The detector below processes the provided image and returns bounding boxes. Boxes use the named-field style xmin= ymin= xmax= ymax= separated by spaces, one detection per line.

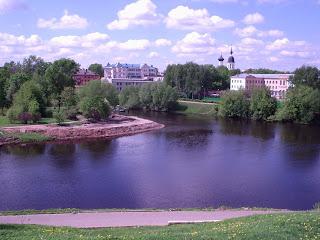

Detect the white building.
xmin=230 ymin=73 xmax=294 ymax=99
xmin=103 ymin=63 xmax=162 ymax=91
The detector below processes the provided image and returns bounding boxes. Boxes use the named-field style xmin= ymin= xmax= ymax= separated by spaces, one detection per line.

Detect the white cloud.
xmin=117 ymin=39 xmax=151 ymax=50
xmin=0 ymin=0 xmax=26 ymax=14
xmin=37 ymin=10 xmax=88 ymax=30
xmin=234 ymin=26 xmax=258 ymax=38
xmin=0 ymin=32 xmax=42 ymax=46
xmin=172 ymin=32 xmax=216 ymax=56
xmin=265 ymin=38 xmax=290 ymax=50
xmin=243 ymin=12 xmax=264 ymax=25
xmin=148 ymin=51 xmax=159 ymax=58
xmin=165 ymin=6 xmax=235 ymax=32
xmin=154 ymin=38 xmax=172 ymax=47
xmin=107 ymin=0 xmax=160 ymax=30
xmin=234 ymin=26 xmax=284 ymax=38
xmin=241 ymin=37 xmax=264 ymax=45
xmin=49 ymin=32 xmax=109 ymax=48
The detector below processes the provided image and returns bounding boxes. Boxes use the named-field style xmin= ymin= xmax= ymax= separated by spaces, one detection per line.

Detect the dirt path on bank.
xmin=0 ymin=115 xmax=164 ymax=146
xmin=0 ymin=210 xmax=287 ymax=228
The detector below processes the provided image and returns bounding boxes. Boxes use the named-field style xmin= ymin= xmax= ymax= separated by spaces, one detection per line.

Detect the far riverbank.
xmin=0 ymin=115 xmax=164 ymax=146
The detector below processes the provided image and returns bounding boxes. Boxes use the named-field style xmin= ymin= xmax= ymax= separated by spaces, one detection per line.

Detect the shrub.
xmin=219 ymin=90 xmax=250 ymax=118
xmin=79 ymin=97 xmax=111 ymax=121
xmin=250 ymin=88 xmax=277 ymax=120
xmin=53 ymin=110 xmax=65 ymax=125
xmin=119 ymin=86 xmax=141 ymax=110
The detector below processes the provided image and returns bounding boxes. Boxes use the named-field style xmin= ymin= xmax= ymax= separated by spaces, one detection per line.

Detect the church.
xmin=218 ymin=47 xmax=235 ymax=70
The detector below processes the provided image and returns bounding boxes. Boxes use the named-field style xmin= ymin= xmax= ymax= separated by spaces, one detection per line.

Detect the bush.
xmin=79 ymin=97 xmax=111 ymax=121
xmin=276 ymin=86 xmax=320 ymax=124
xmin=219 ymin=90 xmax=250 ymax=118
xmin=119 ymin=86 xmax=141 ymax=110
xmin=53 ymin=110 xmax=65 ymax=125
xmin=250 ymin=88 xmax=277 ymax=121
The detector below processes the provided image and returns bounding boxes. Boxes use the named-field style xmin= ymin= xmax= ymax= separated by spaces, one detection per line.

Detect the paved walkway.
xmin=0 ymin=210 xmax=284 ymax=228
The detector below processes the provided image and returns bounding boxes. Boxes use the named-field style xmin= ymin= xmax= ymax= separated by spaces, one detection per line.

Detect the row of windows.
xmin=231 ymin=79 xmax=288 ymax=85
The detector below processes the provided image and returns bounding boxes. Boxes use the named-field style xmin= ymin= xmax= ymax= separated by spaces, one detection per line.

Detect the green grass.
xmin=175 ymin=100 xmax=218 ymax=116
xmin=2 ymin=132 xmax=53 ymax=143
xmin=0 ymin=213 xmax=319 ymax=240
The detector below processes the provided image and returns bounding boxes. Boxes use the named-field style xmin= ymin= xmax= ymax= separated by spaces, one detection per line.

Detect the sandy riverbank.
xmin=0 ymin=115 xmax=164 ymax=146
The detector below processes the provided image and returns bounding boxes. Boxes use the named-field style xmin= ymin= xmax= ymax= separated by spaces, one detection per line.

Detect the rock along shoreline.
xmin=0 ymin=115 xmax=165 ymax=146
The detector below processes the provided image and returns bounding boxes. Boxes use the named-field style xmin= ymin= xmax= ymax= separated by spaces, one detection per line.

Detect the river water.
xmin=0 ymin=112 xmax=319 ymax=211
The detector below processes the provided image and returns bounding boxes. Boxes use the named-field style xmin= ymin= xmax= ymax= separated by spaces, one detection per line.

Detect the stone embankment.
xmin=0 ymin=115 xmax=164 ymax=146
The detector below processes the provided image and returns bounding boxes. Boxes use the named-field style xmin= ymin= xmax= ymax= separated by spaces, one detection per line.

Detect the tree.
xmin=80 ymin=96 xmax=111 ymax=121
xmin=219 ymin=90 xmax=250 ymax=118
xmin=78 ymin=80 xmax=119 ymax=107
xmin=0 ymin=68 xmax=10 ymax=113
xmin=78 ymin=80 xmax=114 ymax=121
xmin=22 ymin=55 xmax=50 ymax=77
xmin=119 ymin=86 xmax=140 ymax=109
xmin=88 ymin=63 xmax=104 ymax=78
xmin=7 ymin=81 xmax=45 ymax=123
xmin=291 ymin=65 xmax=320 ymax=89
xmin=250 ymin=87 xmax=277 ymax=120
xmin=61 ymin=87 xmax=79 ymax=120
xmin=6 ymin=73 xmax=31 ymax=105
xmin=45 ymin=58 xmax=79 ymax=109
xmin=244 ymin=68 xmax=288 ymax=74
xmin=276 ymin=86 xmax=320 ymax=124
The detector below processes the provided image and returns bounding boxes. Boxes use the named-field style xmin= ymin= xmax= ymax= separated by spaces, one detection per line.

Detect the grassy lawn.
xmin=1 ymin=213 xmax=319 ymax=240
xmin=175 ymin=100 xmax=218 ymax=116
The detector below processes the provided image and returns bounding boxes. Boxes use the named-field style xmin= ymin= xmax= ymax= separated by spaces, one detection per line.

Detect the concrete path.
xmin=0 ymin=210 xmax=284 ymax=228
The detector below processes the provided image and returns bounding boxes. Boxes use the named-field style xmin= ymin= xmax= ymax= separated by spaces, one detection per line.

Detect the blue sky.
xmin=0 ymin=0 xmax=319 ymax=71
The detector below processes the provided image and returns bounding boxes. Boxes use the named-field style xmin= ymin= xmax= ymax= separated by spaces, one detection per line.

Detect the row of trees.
xmin=119 ymin=82 xmax=178 ymax=111
xmin=164 ymin=63 xmax=237 ymax=99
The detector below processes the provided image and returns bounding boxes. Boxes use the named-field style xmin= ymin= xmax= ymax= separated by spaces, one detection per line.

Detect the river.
xmin=0 ymin=112 xmax=319 ymax=211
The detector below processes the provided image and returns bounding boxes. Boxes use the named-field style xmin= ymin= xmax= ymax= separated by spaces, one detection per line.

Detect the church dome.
xmin=218 ymin=55 xmax=224 ymax=61
xmin=228 ymin=56 xmax=235 ymax=63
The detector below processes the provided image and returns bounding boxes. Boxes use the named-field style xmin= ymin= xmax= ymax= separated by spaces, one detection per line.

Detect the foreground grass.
xmin=0 ymin=131 xmax=53 ymax=143
xmin=175 ymin=100 xmax=218 ymax=116
xmin=1 ymin=213 xmax=319 ymax=240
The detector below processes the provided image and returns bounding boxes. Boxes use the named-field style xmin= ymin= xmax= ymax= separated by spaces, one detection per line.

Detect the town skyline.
xmin=1 ymin=0 xmax=320 ymax=71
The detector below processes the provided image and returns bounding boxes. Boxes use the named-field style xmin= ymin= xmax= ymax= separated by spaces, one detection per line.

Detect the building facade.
xmin=230 ymin=74 xmax=293 ymax=99
xmin=73 ymin=69 xmax=100 ymax=86
xmin=103 ymin=63 xmax=162 ymax=91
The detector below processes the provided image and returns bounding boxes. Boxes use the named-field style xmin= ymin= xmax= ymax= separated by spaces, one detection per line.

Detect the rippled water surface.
xmin=0 ymin=113 xmax=320 ymax=210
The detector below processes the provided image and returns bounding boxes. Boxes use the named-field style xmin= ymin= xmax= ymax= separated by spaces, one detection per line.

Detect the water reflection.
xmin=280 ymin=124 xmax=320 ymax=144
xmin=79 ymin=139 xmax=114 ymax=159
xmin=164 ymin=129 xmax=213 ymax=148
xmin=48 ymin=144 xmax=76 ymax=168
xmin=0 ymin=144 xmax=46 ymax=157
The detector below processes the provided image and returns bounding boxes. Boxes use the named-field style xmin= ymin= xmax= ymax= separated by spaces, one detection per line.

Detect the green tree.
xmin=250 ymin=88 xmax=277 ymax=120
xmin=78 ymin=80 xmax=119 ymax=107
xmin=22 ymin=55 xmax=50 ymax=77
xmin=45 ymin=58 xmax=79 ymax=109
xmin=0 ymin=68 xmax=10 ymax=113
xmin=80 ymin=96 xmax=111 ymax=121
xmin=7 ymin=81 xmax=45 ymax=123
xmin=61 ymin=87 xmax=79 ymax=120
xmin=88 ymin=63 xmax=104 ymax=78
xmin=276 ymin=86 xmax=320 ymax=124
xmin=119 ymin=86 xmax=140 ymax=109
xmin=219 ymin=90 xmax=250 ymax=118
xmin=291 ymin=65 xmax=320 ymax=89
xmin=6 ymin=73 xmax=31 ymax=104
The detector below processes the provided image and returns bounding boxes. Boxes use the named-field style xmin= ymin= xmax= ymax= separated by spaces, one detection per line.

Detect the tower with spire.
xmin=218 ymin=53 xmax=224 ymax=67
xmin=227 ymin=46 xmax=235 ymax=70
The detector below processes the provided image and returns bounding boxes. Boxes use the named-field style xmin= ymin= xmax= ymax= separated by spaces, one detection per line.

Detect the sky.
xmin=0 ymin=0 xmax=319 ymax=71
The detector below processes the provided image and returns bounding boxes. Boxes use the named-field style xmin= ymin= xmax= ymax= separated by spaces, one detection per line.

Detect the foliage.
xmin=8 ymin=132 xmax=52 ymax=143
xmin=276 ymin=85 xmax=320 ymax=124
xmin=6 ymin=73 xmax=31 ymax=104
xmin=79 ymin=96 xmax=111 ymax=121
xmin=79 ymin=80 xmax=119 ymax=107
xmin=120 ymin=83 xmax=178 ymax=111
xmin=22 ymin=55 xmax=50 ymax=77
xmin=119 ymin=86 xmax=141 ymax=109
xmin=244 ymin=68 xmax=289 ymax=74
xmin=291 ymin=65 xmax=320 ymax=89
xmin=176 ymin=101 xmax=218 ymax=116
xmin=0 ymin=68 xmax=9 ymax=112
xmin=45 ymin=58 xmax=79 ymax=108
xmin=7 ymin=81 xmax=45 ymax=124
xmin=61 ymin=87 xmax=78 ymax=120
xmin=53 ymin=110 xmax=66 ymax=125
xmin=164 ymin=63 xmax=230 ymax=99
xmin=88 ymin=63 xmax=104 ymax=78
xmin=219 ymin=90 xmax=250 ymax=118
xmin=250 ymin=87 xmax=277 ymax=120
xmin=0 ymin=213 xmax=319 ymax=239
